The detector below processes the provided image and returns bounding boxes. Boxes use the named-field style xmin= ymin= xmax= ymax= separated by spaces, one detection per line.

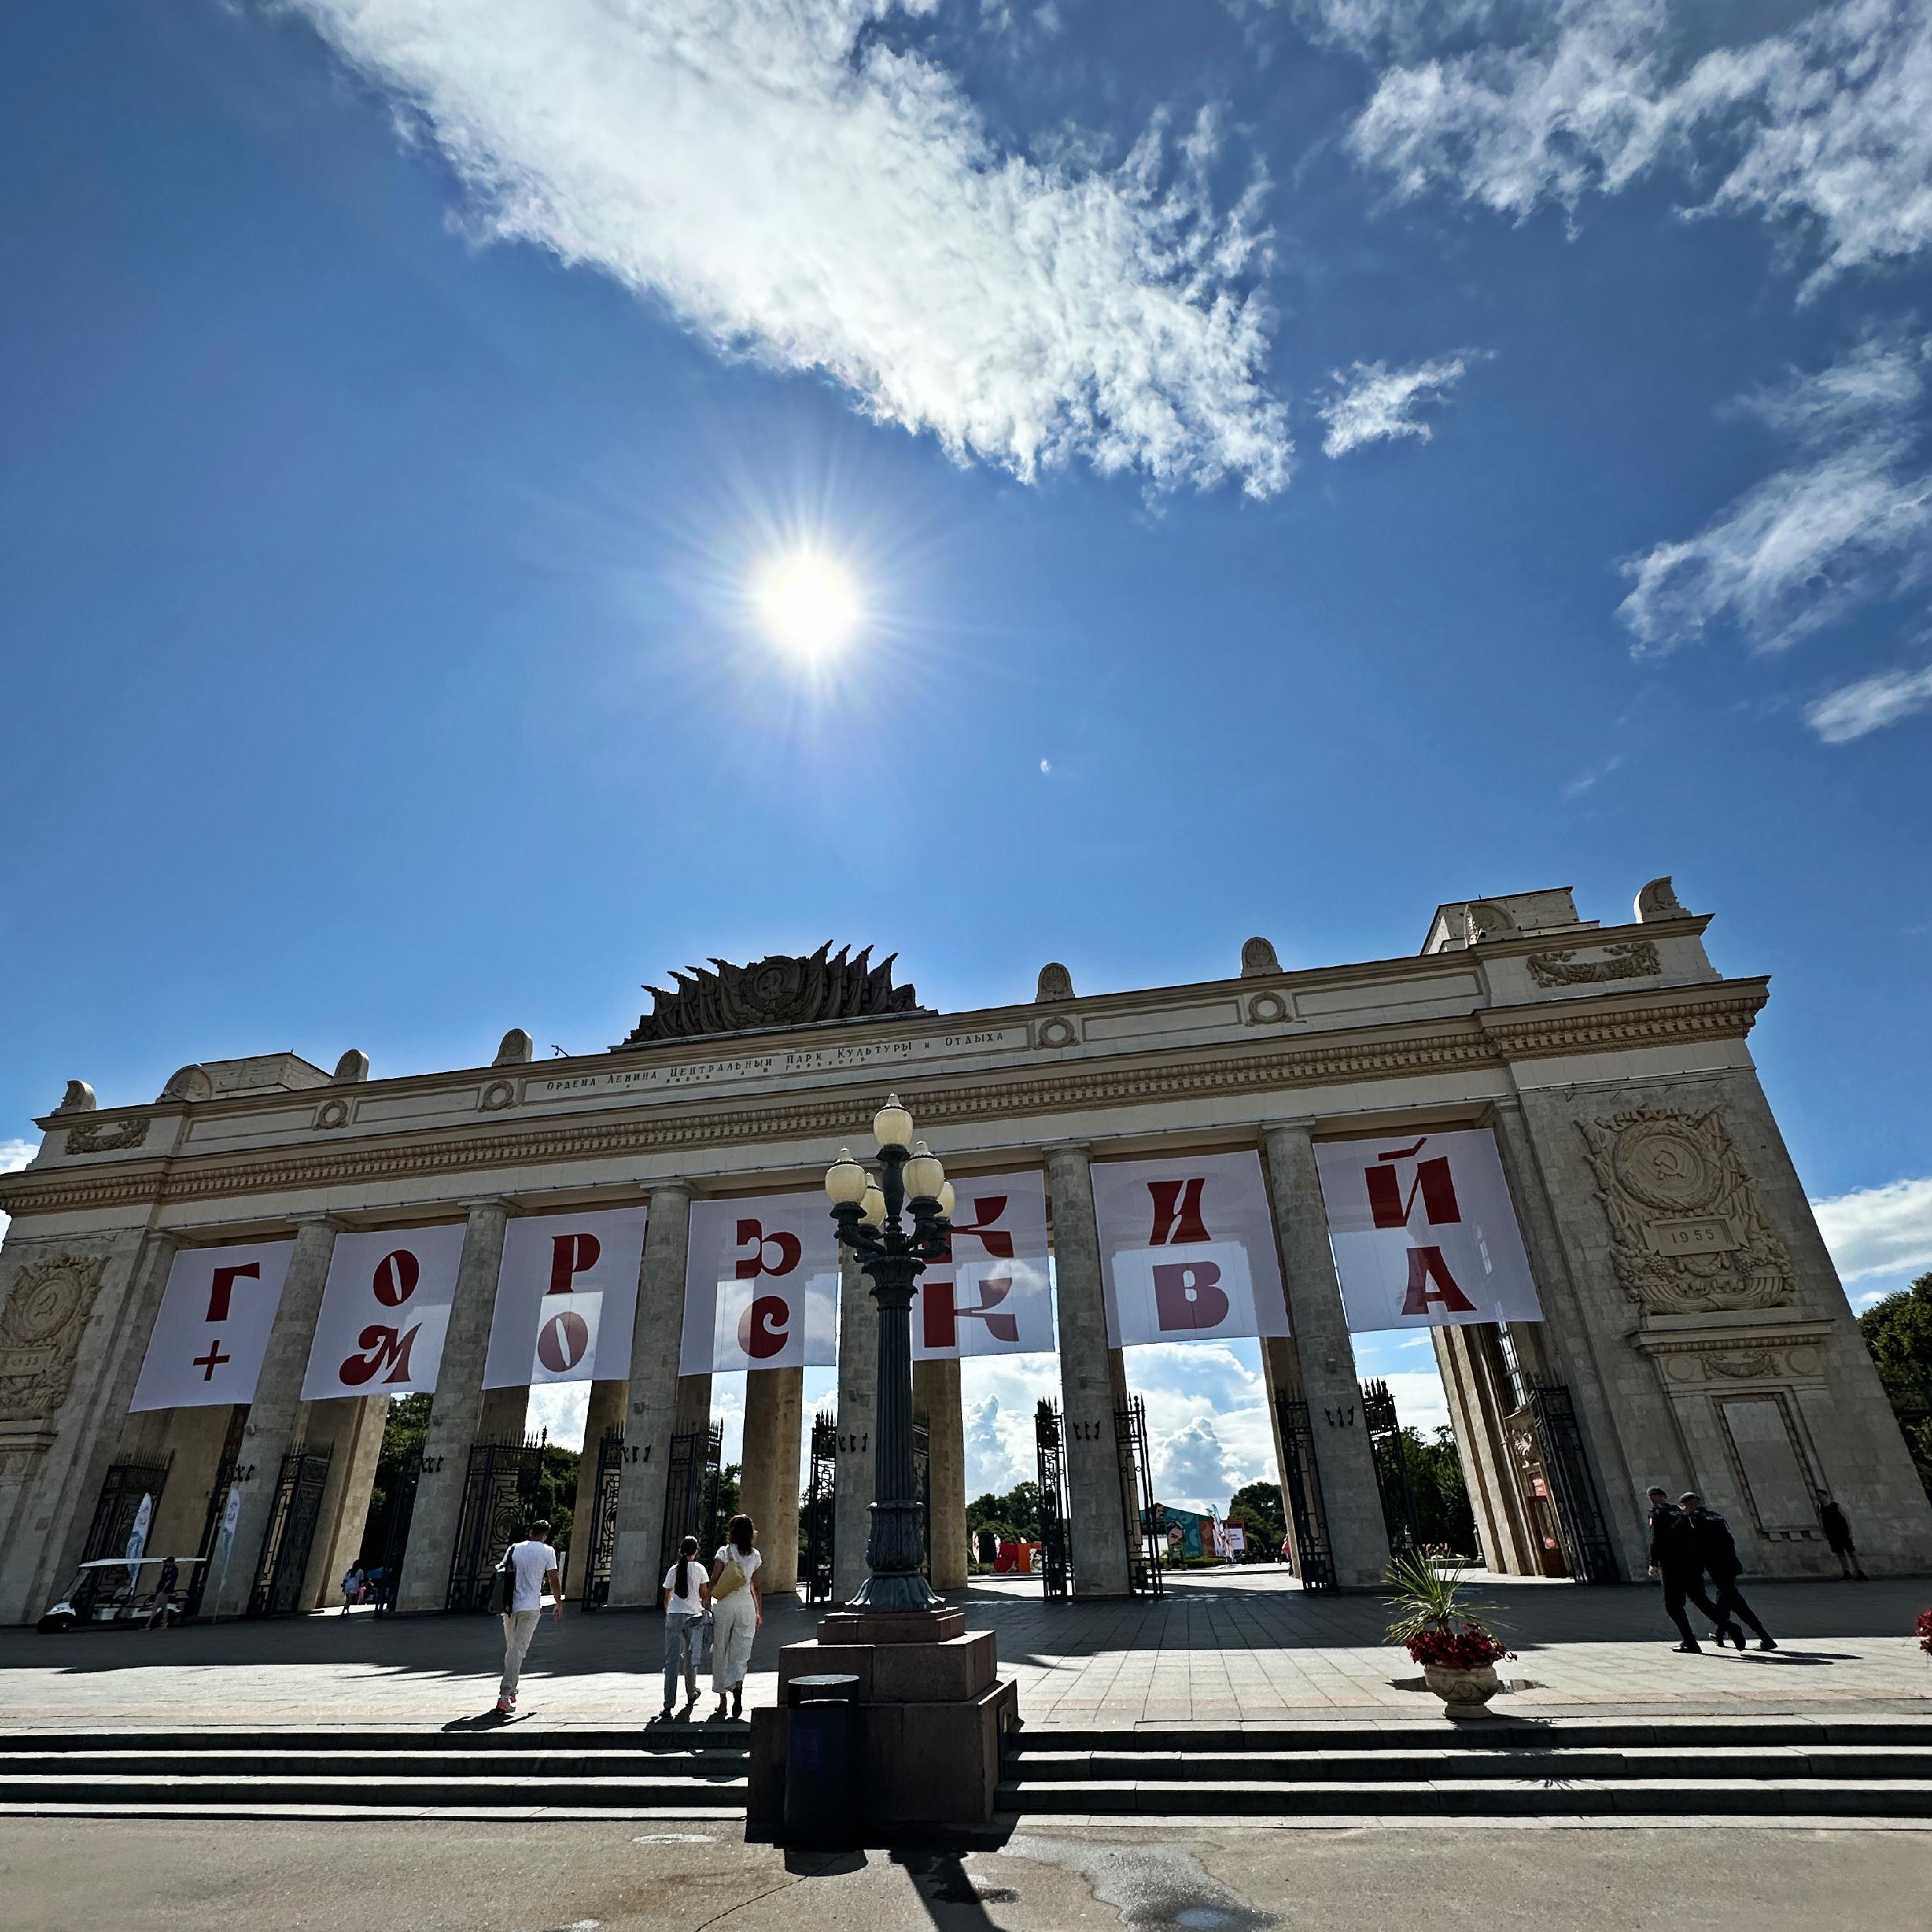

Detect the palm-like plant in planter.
xmin=1383 ymin=1552 xmax=1514 ymax=1706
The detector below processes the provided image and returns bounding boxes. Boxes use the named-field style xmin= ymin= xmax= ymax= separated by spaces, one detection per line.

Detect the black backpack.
xmin=498 ymin=1544 xmax=519 ymax=1614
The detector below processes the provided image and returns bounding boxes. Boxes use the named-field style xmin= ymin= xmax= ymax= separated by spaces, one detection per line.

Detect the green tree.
xmin=1403 ymin=1426 xmax=1478 ymax=1556
xmin=1226 ymin=1481 xmax=1286 ymax=1556
xmin=1859 ymin=1272 xmax=1932 ymax=1494
xmin=967 ymin=1481 xmax=1042 ymax=1542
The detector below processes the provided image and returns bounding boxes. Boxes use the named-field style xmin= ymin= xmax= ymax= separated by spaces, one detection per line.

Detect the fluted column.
xmin=740 ymin=1366 xmax=804 ymax=1593
xmin=915 ymin=1356 xmax=969 ymax=1589
xmin=832 ymin=1247 xmax=878 ymax=1604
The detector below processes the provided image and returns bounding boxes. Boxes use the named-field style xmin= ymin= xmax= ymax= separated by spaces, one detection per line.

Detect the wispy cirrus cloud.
xmin=274 ymin=0 xmax=1290 ymax=495
xmin=1318 ymin=352 xmax=1478 ymax=457
xmin=1812 ymin=1173 xmax=1932 ymax=1283
xmin=1805 ymin=660 xmax=1932 ymax=740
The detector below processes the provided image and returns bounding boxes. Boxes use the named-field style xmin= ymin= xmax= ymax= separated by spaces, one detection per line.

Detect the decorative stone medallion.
xmin=0 ymin=1253 xmax=109 ymax=1422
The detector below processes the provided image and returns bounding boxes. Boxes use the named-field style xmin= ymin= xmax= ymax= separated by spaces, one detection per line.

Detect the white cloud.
xmin=279 ymin=0 xmax=1290 ymax=495
xmin=525 ymin=1380 xmax=593 ymax=1452
xmin=1806 ymin=660 xmax=1932 ymax=740
xmin=0 ymin=1138 xmax=36 ymax=1249
xmin=1318 ymin=353 xmax=1475 ymax=457
xmin=1812 ymin=1174 xmax=1932 ymax=1282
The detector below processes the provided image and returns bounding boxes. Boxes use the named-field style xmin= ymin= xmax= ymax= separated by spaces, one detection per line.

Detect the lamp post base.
xmin=845 ymin=1569 xmax=944 ymax=1614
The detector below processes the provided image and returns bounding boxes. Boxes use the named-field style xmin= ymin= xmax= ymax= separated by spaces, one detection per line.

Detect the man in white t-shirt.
xmin=495 ymin=1520 xmax=563 ymax=1715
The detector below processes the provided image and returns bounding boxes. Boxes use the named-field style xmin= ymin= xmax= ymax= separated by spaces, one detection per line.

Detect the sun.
xmin=754 ymin=550 xmax=862 ymax=660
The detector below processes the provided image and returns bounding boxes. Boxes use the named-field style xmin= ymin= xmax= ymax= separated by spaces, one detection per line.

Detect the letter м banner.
xmin=481 ymin=1204 xmax=648 ymax=1388
xmin=129 ymin=1240 xmax=296 ymax=1411
xmin=1090 ymin=1150 xmax=1291 ymax=1348
xmin=911 ymin=1167 xmax=1055 ymax=1361
xmin=299 ymin=1223 xmax=468 ymax=1399
xmin=1313 ymin=1128 xmax=1543 ymax=1333
xmin=680 ymin=1191 xmax=839 ymax=1375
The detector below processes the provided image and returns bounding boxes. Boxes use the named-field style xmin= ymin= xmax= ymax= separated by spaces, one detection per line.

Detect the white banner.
xmin=681 ymin=1192 xmax=839 ymax=1373
xmin=300 ymin=1223 xmax=468 ymax=1399
xmin=129 ymin=1240 xmax=295 ymax=1412
xmin=482 ymin=1205 xmax=648 ymax=1388
xmin=1093 ymin=1151 xmax=1291 ymax=1347
xmin=1315 ymin=1127 xmax=1543 ymax=1332
xmin=912 ymin=1170 xmax=1054 ymax=1360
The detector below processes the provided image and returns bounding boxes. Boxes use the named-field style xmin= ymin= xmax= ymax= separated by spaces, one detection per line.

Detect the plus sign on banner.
xmin=910 ymin=1168 xmax=1055 ymax=1361
xmin=299 ymin=1223 xmax=468 ymax=1400
xmin=481 ymin=1204 xmax=648 ymax=1388
xmin=1313 ymin=1128 xmax=1543 ymax=1333
xmin=128 ymin=1240 xmax=295 ymax=1411
xmin=680 ymin=1191 xmax=839 ymax=1374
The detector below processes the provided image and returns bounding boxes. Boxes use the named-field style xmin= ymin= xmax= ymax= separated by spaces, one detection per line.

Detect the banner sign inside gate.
xmin=1314 ymin=1128 xmax=1543 ymax=1332
xmin=481 ymin=1204 xmax=648 ymax=1388
xmin=300 ymin=1223 xmax=468 ymax=1399
xmin=681 ymin=1190 xmax=838 ymax=1374
xmin=130 ymin=1239 xmax=295 ymax=1411
xmin=911 ymin=1168 xmax=1054 ymax=1361
xmin=1092 ymin=1151 xmax=1291 ymax=1347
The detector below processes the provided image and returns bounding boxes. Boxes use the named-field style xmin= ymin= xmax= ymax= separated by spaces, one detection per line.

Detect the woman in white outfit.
xmin=709 ymin=1512 xmax=763 ymax=1721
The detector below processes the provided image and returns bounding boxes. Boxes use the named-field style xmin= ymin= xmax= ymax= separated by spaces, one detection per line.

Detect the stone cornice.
xmin=0 ymin=980 xmax=1765 ymax=1224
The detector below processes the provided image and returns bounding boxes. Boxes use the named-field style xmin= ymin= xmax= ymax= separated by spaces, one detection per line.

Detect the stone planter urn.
xmin=1422 ymin=1662 xmax=1502 ymax=1706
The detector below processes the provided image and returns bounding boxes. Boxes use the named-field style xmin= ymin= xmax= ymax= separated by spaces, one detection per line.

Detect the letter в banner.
xmin=912 ymin=1167 xmax=1055 ymax=1360
xmin=298 ymin=1222 xmax=468 ymax=1399
xmin=680 ymin=1191 xmax=839 ymax=1374
xmin=128 ymin=1240 xmax=296 ymax=1410
xmin=481 ymin=1204 xmax=648 ymax=1388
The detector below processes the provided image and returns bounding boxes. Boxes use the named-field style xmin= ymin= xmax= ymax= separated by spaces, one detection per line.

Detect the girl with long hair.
xmin=658 ymin=1533 xmax=710 ymax=1720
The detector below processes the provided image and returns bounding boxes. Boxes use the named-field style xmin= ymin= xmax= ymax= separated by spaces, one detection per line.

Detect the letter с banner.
xmin=481 ymin=1205 xmax=648 ymax=1388
xmin=299 ymin=1223 xmax=468 ymax=1399
xmin=1313 ymin=1128 xmax=1543 ymax=1332
xmin=1090 ymin=1150 xmax=1291 ymax=1347
xmin=128 ymin=1240 xmax=296 ymax=1411
xmin=681 ymin=1191 xmax=838 ymax=1374
xmin=911 ymin=1167 xmax=1054 ymax=1361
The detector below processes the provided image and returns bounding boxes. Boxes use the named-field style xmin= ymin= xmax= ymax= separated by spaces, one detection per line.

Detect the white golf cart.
xmin=37 ymin=1556 xmax=207 ymax=1633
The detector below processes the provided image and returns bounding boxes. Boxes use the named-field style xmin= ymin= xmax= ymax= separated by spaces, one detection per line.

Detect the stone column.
xmin=296 ymin=1392 xmax=389 ymax=1608
xmin=1260 ymin=1123 xmax=1390 ymax=1589
xmin=610 ymin=1185 xmax=691 ymax=1607
xmin=1257 ymin=1334 xmax=1305 ymax=1566
xmin=914 ymin=1356 xmax=969 ymax=1590
xmin=568 ymin=1376 xmax=628 ymax=1597
xmin=832 ymin=1247 xmax=879 ymax=1604
xmin=207 ymin=1217 xmax=338 ymax=1617
xmin=141 ymin=1404 xmax=243 ymax=1569
xmin=1431 ymin=1325 xmax=1539 ymax=1574
xmin=1044 ymin=1145 xmax=1133 ymax=1599
xmin=740 ymin=1366 xmax=804 ymax=1594
xmin=672 ymin=1373 xmax=713 ymax=1440
xmin=396 ymin=1199 xmax=512 ymax=1614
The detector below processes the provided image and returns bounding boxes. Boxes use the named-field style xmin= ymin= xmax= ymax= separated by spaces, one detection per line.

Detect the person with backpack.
xmin=709 ymin=1512 xmax=764 ymax=1722
xmin=1682 ymin=1492 xmax=1777 ymax=1651
xmin=658 ymin=1534 xmax=711 ymax=1721
xmin=1645 ymin=1485 xmax=1727 ymax=1652
xmin=495 ymin=1518 xmax=563 ymax=1715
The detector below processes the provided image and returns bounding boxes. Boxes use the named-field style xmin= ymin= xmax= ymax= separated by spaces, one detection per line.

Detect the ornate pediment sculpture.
xmin=617 ymin=944 xmax=921 ymax=1047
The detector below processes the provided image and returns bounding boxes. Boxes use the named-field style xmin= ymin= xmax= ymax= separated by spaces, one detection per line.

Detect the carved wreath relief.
xmin=1527 ymin=940 xmax=1661 ymax=988
xmin=64 ymin=1116 xmax=149 ymax=1156
xmin=1581 ymin=1108 xmax=1794 ymax=1315
xmin=0 ymin=1253 xmax=109 ymax=1423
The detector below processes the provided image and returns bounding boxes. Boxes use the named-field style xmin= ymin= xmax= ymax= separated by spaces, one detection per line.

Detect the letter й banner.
xmin=1313 ymin=1127 xmax=1543 ymax=1334
xmin=680 ymin=1191 xmax=839 ymax=1375
xmin=910 ymin=1168 xmax=1054 ymax=1361
xmin=129 ymin=1240 xmax=295 ymax=1411
xmin=1091 ymin=1150 xmax=1291 ymax=1348
xmin=481 ymin=1204 xmax=648 ymax=1389
xmin=299 ymin=1223 xmax=468 ymax=1400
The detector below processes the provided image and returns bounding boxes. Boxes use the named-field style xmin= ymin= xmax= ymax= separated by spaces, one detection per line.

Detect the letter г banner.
xmin=1313 ymin=1128 xmax=1543 ymax=1332
xmin=911 ymin=1168 xmax=1054 ymax=1361
xmin=1090 ymin=1150 xmax=1291 ymax=1347
xmin=680 ymin=1191 xmax=839 ymax=1374
xmin=299 ymin=1223 xmax=468 ymax=1399
xmin=129 ymin=1240 xmax=296 ymax=1411
xmin=482 ymin=1204 xmax=648 ymax=1389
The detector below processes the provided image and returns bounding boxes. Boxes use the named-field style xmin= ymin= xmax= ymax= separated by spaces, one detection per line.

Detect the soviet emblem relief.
xmin=1580 ymin=1108 xmax=1795 ymax=1316
xmin=0 ymin=1253 xmax=110 ymax=1423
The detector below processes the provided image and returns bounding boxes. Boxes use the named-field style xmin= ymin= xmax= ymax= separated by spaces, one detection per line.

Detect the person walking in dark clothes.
xmin=1645 ymin=1485 xmax=1728 ymax=1652
xmin=1817 ymin=1494 xmax=1866 ymax=1578
xmin=1682 ymin=1492 xmax=1777 ymax=1651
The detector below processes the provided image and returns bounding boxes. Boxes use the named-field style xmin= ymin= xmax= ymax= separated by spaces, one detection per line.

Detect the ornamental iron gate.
xmin=1361 ymin=1378 xmax=1421 ymax=1559
xmin=1273 ymin=1396 xmax=1337 ymax=1592
xmin=1034 ymin=1399 xmax=1071 ymax=1600
xmin=1522 ymin=1380 xmax=1619 ymax=1583
xmin=1114 ymin=1396 xmax=1164 ymax=1597
xmin=79 ymin=1455 xmax=172 ymax=1566
xmin=447 ymin=1437 xmax=546 ymax=1612
xmin=658 ymin=1420 xmax=725 ymax=1577
xmin=578 ymin=1428 xmax=624 ymax=1609
xmin=184 ymin=1408 xmax=249 ymax=1619
xmin=369 ymin=1445 xmax=420 ymax=1614
xmin=248 ymin=1444 xmax=332 ymax=1617
xmin=803 ymin=1410 xmax=837 ymax=1602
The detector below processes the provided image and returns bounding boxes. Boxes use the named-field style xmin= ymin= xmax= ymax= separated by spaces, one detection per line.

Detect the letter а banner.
xmin=300 ymin=1223 xmax=467 ymax=1399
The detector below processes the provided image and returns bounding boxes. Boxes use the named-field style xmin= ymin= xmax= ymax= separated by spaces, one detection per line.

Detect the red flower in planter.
xmin=1916 ymin=1610 xmax=1932 ymax=1658
xmin=1406 ymin=1620 xmax=1514 ymax=1670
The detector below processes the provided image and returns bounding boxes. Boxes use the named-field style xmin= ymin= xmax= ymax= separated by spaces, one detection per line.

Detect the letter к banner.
xmin=910 ymin=1168 xmax=1053 ymax=1360
xmin=681 ymin=1191 xmax=839 ymax=1374
xmin=1313 ymin=1128 xmax=1543 ymax=1334
xmin=130 ymin=1240 xmax=297 ymax=1412
xmin=482 ymin=1205 xmax=648 ymax=1389
xmin=300 ymin=1223 xmax=468 ymax=1400
xmin=1090 ymin=1150 xmax=1291 ymax=1348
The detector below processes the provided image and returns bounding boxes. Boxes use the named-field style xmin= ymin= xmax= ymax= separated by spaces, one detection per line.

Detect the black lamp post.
xmin=825 ymin=1096 xmax=955 ymax=1614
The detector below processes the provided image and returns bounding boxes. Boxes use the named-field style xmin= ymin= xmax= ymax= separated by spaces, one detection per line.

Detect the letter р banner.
xmin=129 ymin=1240 xmax=297 ymax=1411
xmin=299 ymin=1223 xmax=468 ymax=1399
xmin=1090 ymin=1150 xmax=1291 ymax=1348
xmin=1313 ymin=1128 xmax=1543 ymax=1334
xmin=911 ymin=1168 xmax=1054 ymax=1361
xmin=681 ymin=1191 xmax=839 ymax=1374
xmin=481 ymin=1205 xmax=648 ymax=1388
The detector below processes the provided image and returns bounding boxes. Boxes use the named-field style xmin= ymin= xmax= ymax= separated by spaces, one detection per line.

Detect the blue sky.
xmin=5 ymin=0 xmax=1930 ymax=1510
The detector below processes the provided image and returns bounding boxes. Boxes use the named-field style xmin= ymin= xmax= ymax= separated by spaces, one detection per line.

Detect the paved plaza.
xmin=3 ymin=1568 xmax=1927 ymax=1734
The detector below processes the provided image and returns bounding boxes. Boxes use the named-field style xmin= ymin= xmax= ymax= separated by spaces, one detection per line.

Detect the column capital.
xmin=646 ymin=1180 xmax=691 ymax=1206
xmin=457 ymin=1194 xmax=517 ymax=1216
xmin=293 ymin=1212 xmax=347 ymax=1233
xmin=1259 ymin=1116 xmax=1321 ymax=1139
xmin=1041 ymin=1139 xmax=1093 ymax=1163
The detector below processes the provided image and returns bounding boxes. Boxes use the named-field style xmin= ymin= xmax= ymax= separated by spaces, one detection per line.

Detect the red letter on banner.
xmin=205 ymin=1261 xmax=260 ymax=1323
xmin=1400 ymin=1247 xmax=1477 ymax=1315
xmin=371 ymin=1250 xmax=420 ymax=1308
xmin=1147 ymin=1179 xmax=1212 ymax=1245
xmin=340 ymin=1322 xmax=420 ymax=1386
xmin=946 ymin=1199 xmax=1015 ymax=1260
xmin=547 ymin=1232 xmax=601 ymax=1295
xmin=1153 ymin=1260 xmax=1230 ymax=1331
xmin=738 ymin=1294 xmax=791 ymax=1359
xmin=536 ymin=1310 xmax=592 ymax=1372
xmin=734 ymin=1219 xmax=801 ymax=1281
xmin=1366 ymin=1148 xmax=1461 ymax=1229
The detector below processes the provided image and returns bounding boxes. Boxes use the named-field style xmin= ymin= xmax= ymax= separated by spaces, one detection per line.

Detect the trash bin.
xmin=782 ymin=1672 xmax=860 ymax=1844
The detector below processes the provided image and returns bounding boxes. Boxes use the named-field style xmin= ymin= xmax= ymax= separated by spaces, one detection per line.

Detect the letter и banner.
xmin=681 ymin=1191 xmax=839 ymax=1374
xmin=910 ymin=1168 xmax=1055 ymax=1361
xmin=481 ymin=1204 xmax=648 ymax=1388
xmin=129 ymin=1240 xmax=296 ymax=1412
xmin=1313 ymin=1127 xmax=1543 ymax=1333
xmin=299 ymin=1223 xmax=468 ymax=1400
xmin=1090 ymin=1150 xmax=1291 ymax=1348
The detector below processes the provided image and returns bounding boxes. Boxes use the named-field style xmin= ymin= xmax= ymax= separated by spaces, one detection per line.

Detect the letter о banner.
xmin=1314 ymin=1128 xmax=1543 ymax=1332
xmin=300 ymin=1223 xmax=467 ymax=1399
xmin=1091 ymin=1151 xmax=1291 ymax=1347
xmin=681 ymin=1191 xmax=838 ymax=1374
xmin=482 ymin=1204 xmax=648 ymax=1388
xmin=129 ymin=1239 xmax=295 ymax=1411
xmin=911 ymin=1168 xmax=1054 ymax=1360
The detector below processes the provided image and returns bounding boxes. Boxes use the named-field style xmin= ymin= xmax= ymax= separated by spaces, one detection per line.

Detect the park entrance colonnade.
xmin=2 ymin=884 xmax=1927 ymax=1629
